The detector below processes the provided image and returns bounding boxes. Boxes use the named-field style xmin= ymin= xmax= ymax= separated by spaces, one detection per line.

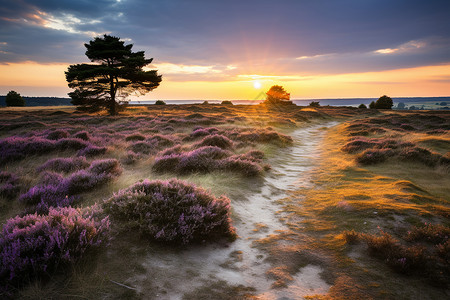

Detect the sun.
xmin=253 ymin=81 xmax=262 ymax=89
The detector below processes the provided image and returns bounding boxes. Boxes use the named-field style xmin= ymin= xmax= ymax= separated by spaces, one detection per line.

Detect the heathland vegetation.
xmin=0 ymin=102 xmax=448 ymax=299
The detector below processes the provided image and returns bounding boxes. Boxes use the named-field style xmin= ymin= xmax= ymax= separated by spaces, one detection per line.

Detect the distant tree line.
xmin=0 ymin=93 xmax=72 ymax=107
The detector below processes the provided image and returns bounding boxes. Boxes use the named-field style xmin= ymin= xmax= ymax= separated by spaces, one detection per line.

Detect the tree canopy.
xmin=66 ymin=35 xmax=162 ymax=115
xmin=265 ymin=85 xmax=290 ymax=103
xmin=5 ymin=91 xmax=25 ymax=107
xmin=374 ymin=95 xmax=393 ymax=109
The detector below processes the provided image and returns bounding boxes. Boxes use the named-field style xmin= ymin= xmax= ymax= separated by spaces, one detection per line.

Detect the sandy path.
xmin=133 ymin=121 xmax=339 ymax=299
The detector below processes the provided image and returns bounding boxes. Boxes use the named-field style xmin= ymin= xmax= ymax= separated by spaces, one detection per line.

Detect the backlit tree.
xmin=66 ymin=35 xmax=162 ymax=115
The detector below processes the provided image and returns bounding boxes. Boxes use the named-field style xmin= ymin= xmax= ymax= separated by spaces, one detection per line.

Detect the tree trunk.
xmin=109 ymin=75 xmax=117 ymax=116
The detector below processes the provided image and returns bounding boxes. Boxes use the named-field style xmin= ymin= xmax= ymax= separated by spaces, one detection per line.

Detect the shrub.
xmin=55 ymin=138 xmax=90 ymax=150
xmin=358 ymin=104 xmax=367 ymax=109
xmin=405 ymin=223 xmax=450 ymax=245
xmin=122 ymin=150 xmax=140 ymax=165
xmin=177 ymin=146 xmax=230 ymax=174
xmin=104 ymin=179 xmax=235 ymax=244
xmin=0 ymin=206 xmax=109 ymax=291
xmin=5 ymin=91 xmax=24 ymax=107
xmin=73 ymin=131 xmax=91 ymax=141
xmin=129 ymin=141 xmax=153 ymax=154
xmin=0 ymin=172 xmax=21 ymax=199
xmin=220 ymin=157 xmax=263 ymax=176
xmin=152 ymin=154 xmax=181 ymax=173
xmin=398 ymin=147 xmax=441 ymax=167
xmin=37 ymin=157 xmax=89 ymax=173
xmin=46 ymin=130 xmax=70 ymax=140
xmin=155 ymin=100 xmax=166 ymax=105
xmin=309 ymin=101 xmax=320 ymax=108
xmin=221 ymin=100 xmax=233 ymax=105
xmin=157 ymin=145 xmax=183 ymax=157
xmin=363 ymin=231 xmax=426 ymax=273
xmin=196 ymin=134 xmax=234 ymax=149
xmin=77 ymin=145 xmax=107 ymax=157
xmin=375 ymin=95 xmax=393 ymax=109
xmin=356 ymin=149 xmax=394 ymax=165
xmin=0 ymin=137 xmax=55 ymax=164
xmin=87 ymin=159 xmax=122 ymax=177
xmin=125 ymin=134 xmax=146 ymax=142
xmin=190 ymin=127 xmax=220 ymax=139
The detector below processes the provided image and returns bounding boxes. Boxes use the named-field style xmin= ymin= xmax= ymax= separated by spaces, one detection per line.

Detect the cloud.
xmin=0 ymin=0 xmax=449 ymax=78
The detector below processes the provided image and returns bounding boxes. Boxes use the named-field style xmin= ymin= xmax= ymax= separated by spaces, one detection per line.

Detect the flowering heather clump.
xmin=147 ymin=134 xmax=175 ymax=148
xmin=77 ymin=145 xmax=107 ymax=157
xmin=88 ymin=159 xmax=122 ymax=177
xmin=37 ymin=157 xmax=89 ymax=173
xmin=46 ymin=129 xmax=69 ymax=140
xmin=73 ymin=131 xmax=91 ymax=141
xmin=356 ymin=149 xmax=395 ymax=165
xmin=0 ymin=136 xmax=55 ymax=164
xmin=177 ymin=146 xmax=231 ymax=174
xmin=157 ymin=145 xmax=183 ymax=157
xmin=362 ymin=230 xmax=427 ymax=274
xmin=129 ymin=141 xmax=153 ymax=154
xmin=55 ymin=138 xmax=90 ymax=150
xmin=0 ymin=206 xmax=109 ymax=291
xmin=0 ymin=172 xmax=21 ymax=199
xmin=405 ymin=223 xmax=450 ymax=245
xmin=398 ymin=147 xmax=441 ymax=167
xmin=122 ymin=150 xmax=140 ymax=165
xmin=104 ymin=179 xmax=236 ymax=245
xmin=39 ymin=171 xmax=64 ymax=185
xmin=236 ymin=129 xmax=293 ymax=146
xmin=195 ymin=134 xmax=234 ymax=149
xmin=125 ymin=134 xmax=146 ymax=142
xmin=220 ymin=157 xmax=263 ymax=176
xmin=190 ymin=127 xmax=220 ymax=139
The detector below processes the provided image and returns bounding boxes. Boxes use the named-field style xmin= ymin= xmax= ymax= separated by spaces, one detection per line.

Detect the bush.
xmin=375 ymin=95 xmax=393 ymax=109
xmin=46 ymin=130 xmax=70 ymax=140
xmin=358 ymin=104 xmax=367 ymax=109
xmin=398 ymin=147 xmax=441 ymax=167
xmin=0 ymin=172 xmax=21 ymax=199
xmin=87 ymin=159 xmax=122 ymax=177
xmin=356 ymin=149 xmax=394 ymax=165
xmin=125 ymin=134 xmax=146 ymax=142
xmin=5 ymin=91 xmax=25 ymax=107
xmin=55 ymin=138 xmax=90 ymax=151
xmin=196 ymin=134 xmax=233 ymax=149
xmin=37 ymin=157 xmax=89 ymax=173
xmin=73 ymin=131 xmax=91 ymax=141
xmin=0 ymin=206 xmax=109 ymax=292
xmin=221 ymin=100 xmax=233 ymax=105
xmin=220 ymin=157 xmax=263 ymax=176
xmin=128 ymin=141 xmax=153 ymax=154
xmin=0 ymin=137 xmax=55 ymax=164
xmin=77 ymin=145 xmax=107 ymax=157
xmin=104 ymin=179 xmax=235 ymax=244
xmin=155 ymin=100 xmax=166 ymax=105
xmin=309 ymin=101 xmax=320 ymax=108
xmin=122 ymin=150 xmax=140 ymax=165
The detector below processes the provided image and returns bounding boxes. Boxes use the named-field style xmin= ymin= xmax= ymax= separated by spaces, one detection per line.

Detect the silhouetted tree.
xmin=265 ymin=85 xmax=290 ymax=103
xmin=358 ymin=104 xmax=367 ymax=109
xmin=155 ymin=100 xmax=166 ymax=105
xmin=369 ymin=101 xmax=376 ymax=109
xmin=221 ymin=100 xmax=233 ymax=105
xmin=374 ymin=95 xmax=393 ymax=109
xmin=309 ymin=101 xmax=320 ymax=107
xmin=5 ymin=91 xmax=25 ymax=107
xmin=397 ymin=102 xmax=406 ymax=109
xmin=66 ymin=35 xmax=162 ymax=115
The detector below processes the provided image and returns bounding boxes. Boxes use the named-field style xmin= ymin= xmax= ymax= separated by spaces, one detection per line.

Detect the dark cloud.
xmin=0 ymin=0 xmax=449 ymax=75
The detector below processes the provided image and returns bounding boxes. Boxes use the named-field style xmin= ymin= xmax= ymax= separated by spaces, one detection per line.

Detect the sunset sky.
xmin=0 ymin=0 xmax=449 ymax=100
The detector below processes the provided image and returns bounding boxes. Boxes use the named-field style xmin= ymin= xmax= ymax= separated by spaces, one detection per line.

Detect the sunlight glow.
xmin=253 ymin=81 xmax=262 ymax=89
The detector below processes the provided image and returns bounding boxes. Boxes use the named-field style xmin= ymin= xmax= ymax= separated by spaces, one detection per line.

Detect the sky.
xmin=0 ymin=0 xmax=449 ymax=100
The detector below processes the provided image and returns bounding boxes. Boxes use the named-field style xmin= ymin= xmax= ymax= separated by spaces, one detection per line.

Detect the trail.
xmin=133 ymin=121 xmax=339 ymax=299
